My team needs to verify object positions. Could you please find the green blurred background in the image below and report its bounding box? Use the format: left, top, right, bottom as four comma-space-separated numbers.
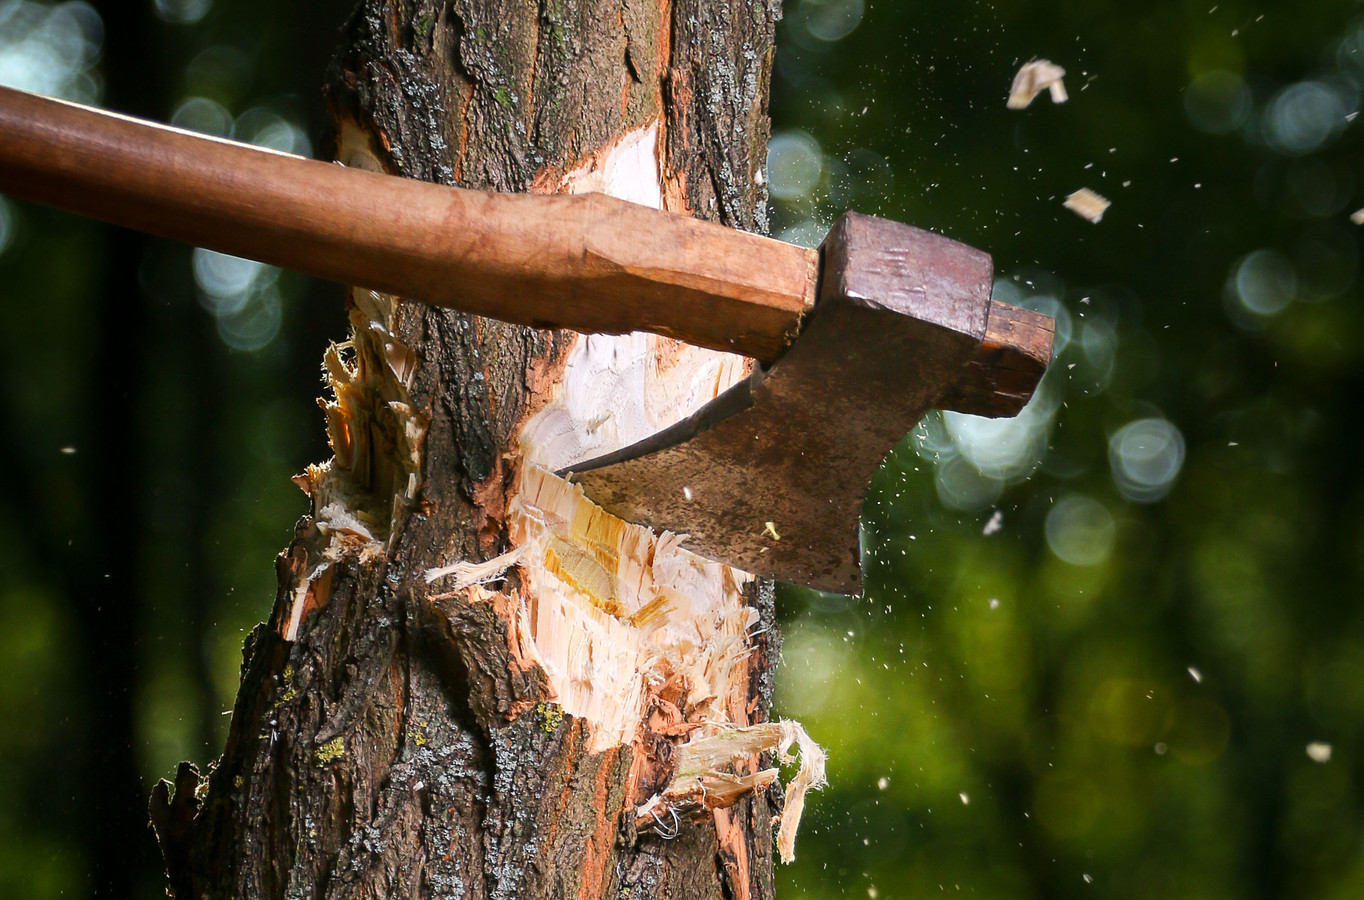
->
2, 0, 1362, 897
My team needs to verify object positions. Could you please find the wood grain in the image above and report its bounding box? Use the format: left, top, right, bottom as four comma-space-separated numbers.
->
940, 301, 1055, 417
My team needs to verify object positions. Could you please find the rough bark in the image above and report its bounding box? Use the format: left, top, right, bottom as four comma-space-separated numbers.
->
151, 1, 792, 899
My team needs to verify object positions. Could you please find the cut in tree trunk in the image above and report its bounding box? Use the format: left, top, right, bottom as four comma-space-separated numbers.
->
149, 1, 826, 898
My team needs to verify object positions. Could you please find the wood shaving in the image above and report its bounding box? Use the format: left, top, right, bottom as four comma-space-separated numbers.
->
1008, 59, 1068, 109
1064, 188, 1111, 223
674, 723, 784, 776
424, 546, 526, 590
637, 719, 826, 863
775, 719, 827, 863
314, 502, 378, 543
634, 769, 780, 839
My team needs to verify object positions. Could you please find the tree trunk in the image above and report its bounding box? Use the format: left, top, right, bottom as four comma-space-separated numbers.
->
150, 1, 821, 898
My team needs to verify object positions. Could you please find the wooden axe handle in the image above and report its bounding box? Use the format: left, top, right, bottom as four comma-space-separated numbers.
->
0, 86, 1050, 412
0, 85, 815, 360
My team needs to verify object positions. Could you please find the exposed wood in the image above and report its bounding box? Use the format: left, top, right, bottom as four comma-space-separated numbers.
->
504, 463, 755, 752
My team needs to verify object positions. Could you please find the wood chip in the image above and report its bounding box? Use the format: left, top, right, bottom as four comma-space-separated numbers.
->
1008, 59, 1068, 109
775, 719, 828, 863
674, 723, 784, 776
637, 719, 826, 863
424, 546, 525, 588
1063, 188, 1111, 223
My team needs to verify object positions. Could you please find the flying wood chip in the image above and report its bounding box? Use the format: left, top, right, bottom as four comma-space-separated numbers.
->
1064, 188, 1110, 223
1008, 59, 1069, 109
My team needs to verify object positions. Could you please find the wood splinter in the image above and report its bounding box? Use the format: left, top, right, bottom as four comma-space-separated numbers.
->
635, 720, 828, 863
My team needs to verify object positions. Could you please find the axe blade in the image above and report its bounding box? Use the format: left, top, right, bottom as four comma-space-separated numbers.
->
567, 212, 997, 593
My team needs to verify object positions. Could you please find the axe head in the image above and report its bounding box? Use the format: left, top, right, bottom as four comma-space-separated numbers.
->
567, 212, 1041, 594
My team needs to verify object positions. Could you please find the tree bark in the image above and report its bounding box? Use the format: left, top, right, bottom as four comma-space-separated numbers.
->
150, 1, 806, 899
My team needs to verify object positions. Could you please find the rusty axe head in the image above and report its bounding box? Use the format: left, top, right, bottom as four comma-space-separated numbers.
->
566, 212, 1054, 594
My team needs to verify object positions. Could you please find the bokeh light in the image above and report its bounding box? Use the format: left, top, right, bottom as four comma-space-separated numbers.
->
152, 0, 212, 26
192, 248, 283, 351
234, 106, 312, 157
800, 0, 865, 43
0, 0, 103, 102
934, 453, 1004, 511
767, 129, 824, 200
193, 248, 273, 311
1231, 248, 1297, 318
1262, 80, 1355, 156
777, 218, 831, 248
215, 286, 282, 352
1108, 417, 1185, 503
170, 94, 232, 136
1045, 495, 1117, 566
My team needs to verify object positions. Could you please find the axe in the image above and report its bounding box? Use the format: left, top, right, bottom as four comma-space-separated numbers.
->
0, 86, 1054, 593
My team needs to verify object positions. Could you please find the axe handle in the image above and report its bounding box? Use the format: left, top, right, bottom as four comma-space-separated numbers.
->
0, 85, 816, 361
941, 301, 1054, 417
0, 86, 1050, 412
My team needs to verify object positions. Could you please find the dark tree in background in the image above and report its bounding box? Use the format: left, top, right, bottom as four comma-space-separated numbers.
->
0, 1, 346, 896
3, 1, 1364, 899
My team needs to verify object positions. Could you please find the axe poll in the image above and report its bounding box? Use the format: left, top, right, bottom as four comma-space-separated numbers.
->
0, 85, 1054, 593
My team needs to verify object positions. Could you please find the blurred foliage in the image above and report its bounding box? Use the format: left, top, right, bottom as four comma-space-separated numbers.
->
0, 0, 345, 896
2, 0, 1363, 898
770, 2, 1364, 899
